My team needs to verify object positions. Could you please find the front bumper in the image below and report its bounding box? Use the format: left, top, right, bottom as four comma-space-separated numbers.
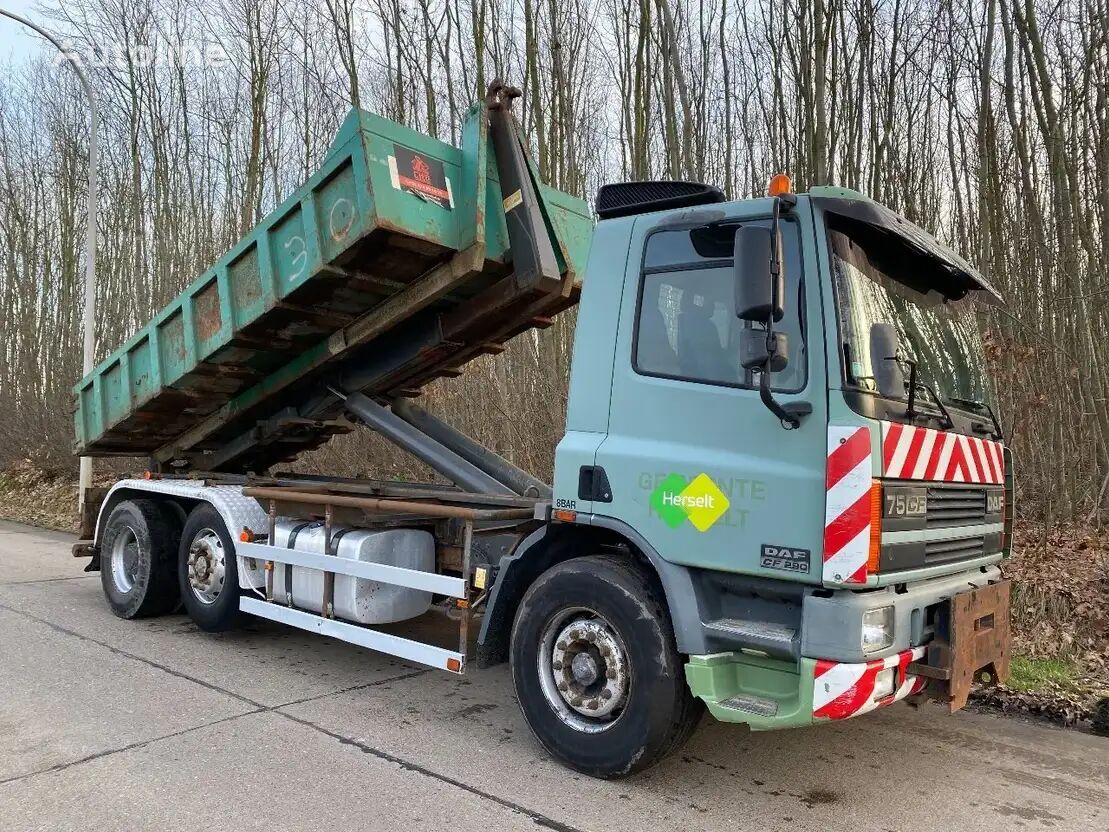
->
802, 563, 1004, 663
812, 645, 927, 719
688, 573, 1012, 729
686, 645, 928, 729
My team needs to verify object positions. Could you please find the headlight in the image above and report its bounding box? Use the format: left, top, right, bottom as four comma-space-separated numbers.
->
862, 606, 894, 652
873, 667, 895, 700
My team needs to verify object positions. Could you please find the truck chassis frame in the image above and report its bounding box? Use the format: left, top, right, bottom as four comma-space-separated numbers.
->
80, 471, 543, 674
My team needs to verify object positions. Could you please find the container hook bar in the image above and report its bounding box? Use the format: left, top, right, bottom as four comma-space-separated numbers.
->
391, 398, 551, 499
486, 79, 561, 290
329, 387, 515, 497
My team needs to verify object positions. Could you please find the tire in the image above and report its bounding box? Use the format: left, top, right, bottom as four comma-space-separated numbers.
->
99, 499, 180, 619
510, 554, 703, 778
178, 504, 240, 632
158, 503, 186, 613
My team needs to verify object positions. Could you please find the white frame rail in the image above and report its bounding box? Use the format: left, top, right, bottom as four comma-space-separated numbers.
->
235, 487, 533, 674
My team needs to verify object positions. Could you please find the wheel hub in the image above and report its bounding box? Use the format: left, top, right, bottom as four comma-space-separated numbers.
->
571, 651, 599, 686
187, 530, 225, 605
540, 613, 629, 730
109, 526, 140, 594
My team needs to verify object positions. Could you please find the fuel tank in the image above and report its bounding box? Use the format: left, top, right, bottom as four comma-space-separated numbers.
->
270, 520, 435, 624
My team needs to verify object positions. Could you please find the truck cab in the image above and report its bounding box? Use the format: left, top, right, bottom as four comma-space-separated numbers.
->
546, 180, 1011, 729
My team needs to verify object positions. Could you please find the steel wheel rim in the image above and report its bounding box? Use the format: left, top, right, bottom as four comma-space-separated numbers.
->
187, 528, 226, 605
110, 526, 140, 594
537, 606, 630, 734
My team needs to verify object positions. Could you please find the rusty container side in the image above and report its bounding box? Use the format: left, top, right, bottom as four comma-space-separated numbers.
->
73, 100, 596, 459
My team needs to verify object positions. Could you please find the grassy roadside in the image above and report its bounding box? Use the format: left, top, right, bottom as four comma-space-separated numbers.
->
1008, 656, 1082, 692
975, 524, 1109, 732
1, 461, 1106, 732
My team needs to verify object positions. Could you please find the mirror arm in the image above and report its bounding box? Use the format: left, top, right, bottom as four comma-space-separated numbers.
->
759, 193, 806, 430
759, 369, 804, 429
766, 193, 795, 328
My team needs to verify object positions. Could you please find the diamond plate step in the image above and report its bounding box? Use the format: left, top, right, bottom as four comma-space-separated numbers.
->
718, 693, 780, 717
704, 618, 797, 658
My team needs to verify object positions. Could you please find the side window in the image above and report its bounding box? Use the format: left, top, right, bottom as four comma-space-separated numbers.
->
634, 219, 806, 392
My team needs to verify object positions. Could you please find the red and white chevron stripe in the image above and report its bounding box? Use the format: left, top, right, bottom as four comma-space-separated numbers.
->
824, 426, 875, 585
813, 645, 928, 720
882, 422, 1005, 484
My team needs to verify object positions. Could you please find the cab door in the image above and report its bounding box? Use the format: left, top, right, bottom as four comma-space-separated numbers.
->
593, 198, 828, 581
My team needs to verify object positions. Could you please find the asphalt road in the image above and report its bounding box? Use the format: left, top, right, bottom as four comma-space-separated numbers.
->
0, 518, 1106, 832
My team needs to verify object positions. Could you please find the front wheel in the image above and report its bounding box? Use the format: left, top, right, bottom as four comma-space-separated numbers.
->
178, 504, 240, 632
510, 554, 702, 778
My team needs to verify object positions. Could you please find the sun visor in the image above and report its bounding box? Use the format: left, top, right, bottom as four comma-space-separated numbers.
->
814, 195, 1004, 306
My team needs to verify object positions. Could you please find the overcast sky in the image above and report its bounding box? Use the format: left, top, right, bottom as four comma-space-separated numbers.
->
1, 1, 47, 66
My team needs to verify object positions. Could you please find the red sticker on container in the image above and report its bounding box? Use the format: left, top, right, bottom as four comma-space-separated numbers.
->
390, 144, 453, 210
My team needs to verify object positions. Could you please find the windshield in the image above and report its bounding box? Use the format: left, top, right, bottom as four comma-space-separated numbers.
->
830, 227, 995, 411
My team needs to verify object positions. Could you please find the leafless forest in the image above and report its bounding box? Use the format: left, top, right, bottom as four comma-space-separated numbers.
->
1, 0, 1106, 526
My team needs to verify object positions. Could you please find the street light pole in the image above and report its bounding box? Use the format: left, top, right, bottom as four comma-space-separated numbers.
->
0, 9, 98, 512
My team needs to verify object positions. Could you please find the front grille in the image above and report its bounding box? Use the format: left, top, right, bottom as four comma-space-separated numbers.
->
926, 485, 986, 526
925, 535, 986, 563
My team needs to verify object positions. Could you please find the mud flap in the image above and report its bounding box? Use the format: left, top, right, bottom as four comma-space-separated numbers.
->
908, 579, 1011, 711
74, 486, 109, 571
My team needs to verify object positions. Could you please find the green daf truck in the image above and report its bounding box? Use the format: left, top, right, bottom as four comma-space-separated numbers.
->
72, 82, 1013, 777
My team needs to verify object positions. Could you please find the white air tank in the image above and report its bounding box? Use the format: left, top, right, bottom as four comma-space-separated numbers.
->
270, 520, 434, 624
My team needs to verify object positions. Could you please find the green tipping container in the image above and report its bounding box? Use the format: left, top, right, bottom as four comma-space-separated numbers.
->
73, 101, 593, 468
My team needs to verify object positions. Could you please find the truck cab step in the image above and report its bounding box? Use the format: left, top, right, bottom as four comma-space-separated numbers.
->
704, 618, 798, 658
717, 693, 780, 717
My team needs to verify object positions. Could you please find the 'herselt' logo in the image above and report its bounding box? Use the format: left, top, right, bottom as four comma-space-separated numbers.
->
649, 473, 730, 532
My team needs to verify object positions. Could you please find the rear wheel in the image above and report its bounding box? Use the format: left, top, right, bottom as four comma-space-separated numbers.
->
178, 504, 240, 632
100, 499, 180, 619
510, 554, 702, 778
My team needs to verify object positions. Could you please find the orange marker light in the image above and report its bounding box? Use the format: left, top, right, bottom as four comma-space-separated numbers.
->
240, 528, 255, 543
867, 481, 883, 576
446, 658, 462, 672
768, 173, 793, 197
553, 509, 577, 523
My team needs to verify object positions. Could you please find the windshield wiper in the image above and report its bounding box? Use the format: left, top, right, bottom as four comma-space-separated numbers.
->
897, 357, 954, 430
944, 396, 1003, 440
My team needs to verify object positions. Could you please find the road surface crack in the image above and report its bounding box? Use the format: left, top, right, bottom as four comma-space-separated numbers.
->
276, 710, 588, 832
0, 711, 261, 787
0, 601, 583, 831
0, 575, 97, 586
273, 668, 432, 709
0, 601, 266, 708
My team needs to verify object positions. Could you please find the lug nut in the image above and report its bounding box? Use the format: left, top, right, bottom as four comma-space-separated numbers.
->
600, 689, 613, 700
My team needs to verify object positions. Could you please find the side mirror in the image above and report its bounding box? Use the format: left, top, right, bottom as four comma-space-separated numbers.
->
869, 322, 905, 398
734, 225, 784, 323
740, 329, 789, 372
